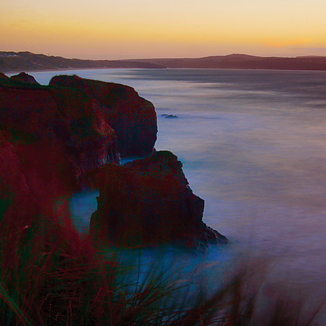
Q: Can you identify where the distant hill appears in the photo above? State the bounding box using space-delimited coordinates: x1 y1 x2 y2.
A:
0 51 166 73
1 51 326 73
133 54 326 70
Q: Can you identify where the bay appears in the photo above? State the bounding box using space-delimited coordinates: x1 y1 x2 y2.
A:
24 68 326 307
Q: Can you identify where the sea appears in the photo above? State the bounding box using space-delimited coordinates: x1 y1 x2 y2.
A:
15 68 326 315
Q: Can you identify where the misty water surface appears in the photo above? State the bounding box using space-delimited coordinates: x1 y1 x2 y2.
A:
29 68 326 301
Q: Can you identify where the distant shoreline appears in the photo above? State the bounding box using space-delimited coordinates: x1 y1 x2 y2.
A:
2 51 326 73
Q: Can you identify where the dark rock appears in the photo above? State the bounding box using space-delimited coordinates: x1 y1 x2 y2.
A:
161 114 178 118
10 72 39 85
0 75 121 235
0 72 226 250
0 130 36 229
0 130 73 231
50 75 157 158
90 151 227 249
0 77 119 181
0 73 9 88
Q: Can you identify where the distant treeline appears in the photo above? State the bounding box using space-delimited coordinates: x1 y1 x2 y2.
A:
1 51 326 73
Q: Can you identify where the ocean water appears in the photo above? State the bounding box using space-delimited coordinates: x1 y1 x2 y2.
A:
25 68 326 306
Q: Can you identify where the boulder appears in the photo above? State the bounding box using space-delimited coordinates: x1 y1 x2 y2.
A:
50 75 157 158
90 151 227 249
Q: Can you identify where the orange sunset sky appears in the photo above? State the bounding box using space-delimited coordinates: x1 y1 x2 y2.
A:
1 0 326 59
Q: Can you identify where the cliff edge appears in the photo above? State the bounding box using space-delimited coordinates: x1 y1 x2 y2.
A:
50 75 157 158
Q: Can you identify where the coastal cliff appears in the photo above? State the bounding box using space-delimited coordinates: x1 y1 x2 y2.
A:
50 75 157 158
0 72 226 249
0 72 120 230
0 73 119 179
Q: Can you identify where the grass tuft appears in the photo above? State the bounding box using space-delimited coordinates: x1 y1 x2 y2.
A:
0 199 325 325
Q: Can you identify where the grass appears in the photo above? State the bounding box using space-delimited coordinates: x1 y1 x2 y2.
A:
0 197 325 325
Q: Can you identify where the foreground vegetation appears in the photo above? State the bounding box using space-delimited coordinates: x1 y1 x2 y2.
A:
0 197 325 325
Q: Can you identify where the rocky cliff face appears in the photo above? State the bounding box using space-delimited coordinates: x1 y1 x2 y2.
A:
0 72 120 232
0 73 119 180
50 75 157 158
0 131 36 229
90 151 227 249
0 129 76 235
0 72 226 250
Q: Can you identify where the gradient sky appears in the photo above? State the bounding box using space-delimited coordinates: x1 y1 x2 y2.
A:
1 0 326 59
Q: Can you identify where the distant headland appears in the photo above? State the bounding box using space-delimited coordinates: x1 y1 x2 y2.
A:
1 51 326 73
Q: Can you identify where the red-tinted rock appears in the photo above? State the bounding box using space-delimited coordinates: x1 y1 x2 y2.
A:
0 78 119 181
50 75 157 158
0 130 81 254
90 151 227 249
0 73 120 240
10 72 39 85
0 72 8 79
0 131 36 229
0 73 225 250
0 131 69 225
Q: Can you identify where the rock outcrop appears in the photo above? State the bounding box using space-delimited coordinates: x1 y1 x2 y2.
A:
0 130 36 229
50 75 157 158
0 75 119 181
90 151 227 249
0 129 76 235
0 73 119 235
10 72 39 85
0 72 226 250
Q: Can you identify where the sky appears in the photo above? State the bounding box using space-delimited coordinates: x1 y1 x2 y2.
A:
1 0 326 59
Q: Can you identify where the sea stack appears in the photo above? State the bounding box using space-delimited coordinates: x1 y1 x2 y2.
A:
90 151 228 249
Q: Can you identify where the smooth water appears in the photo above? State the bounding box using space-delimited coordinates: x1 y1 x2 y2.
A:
26 68 326 300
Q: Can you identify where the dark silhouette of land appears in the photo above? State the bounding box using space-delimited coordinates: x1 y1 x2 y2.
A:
0 51 165 72
1 51 326 73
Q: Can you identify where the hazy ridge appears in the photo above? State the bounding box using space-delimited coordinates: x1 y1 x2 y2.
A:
2 51 326 73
